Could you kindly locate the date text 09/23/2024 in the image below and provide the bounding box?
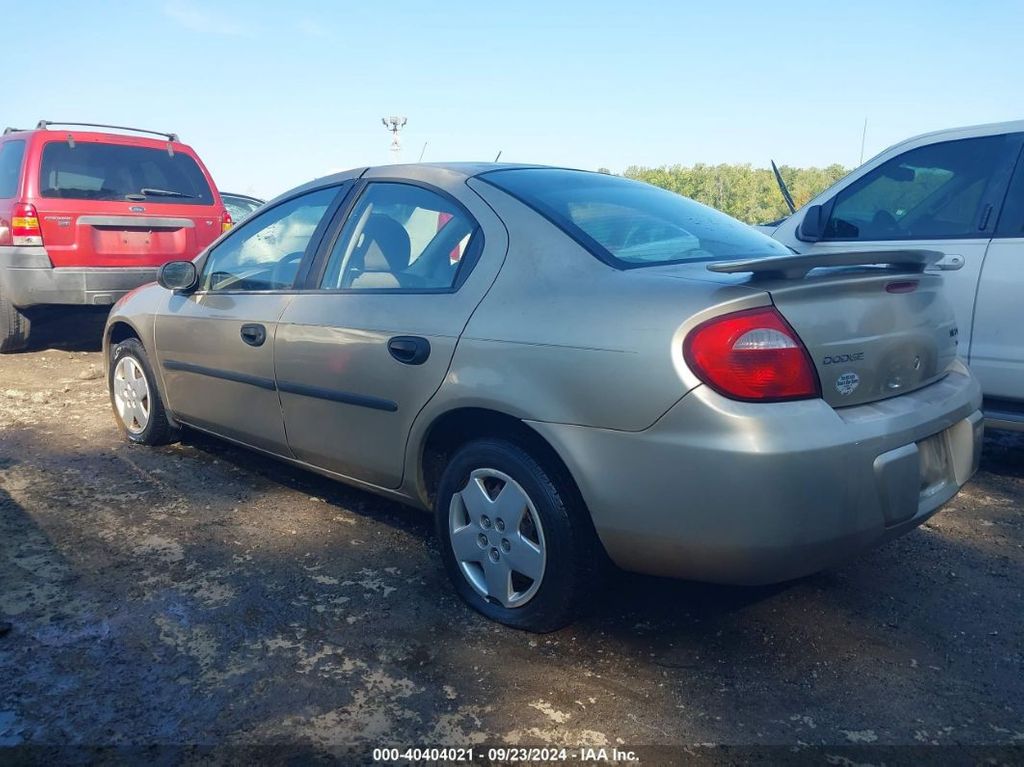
[372,746,639,762]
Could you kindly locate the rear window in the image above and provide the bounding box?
[38,141,214,205]
[482,168,790,267]
[0,140,25,198]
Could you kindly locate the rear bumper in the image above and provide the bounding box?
[529,360,984,584]
[0,246,156,307]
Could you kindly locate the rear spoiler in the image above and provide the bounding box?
[707,249,945,280]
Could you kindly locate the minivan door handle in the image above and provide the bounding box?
[388,336,430,365]
[931,254,965,271]
[240,323,267,347]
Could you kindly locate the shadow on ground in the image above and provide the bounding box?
[20,307,108,353]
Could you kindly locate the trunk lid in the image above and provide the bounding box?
[761,270,959,408]
[656,252,960,408]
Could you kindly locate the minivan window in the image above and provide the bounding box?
[482,168,790,267]
[222,196,263,222]
[0,140,26,198]
[995,149,1024,237]
[38,141,214,205]
[823,136,1009,241]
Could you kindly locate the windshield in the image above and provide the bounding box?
[481,168,790,268]
[38,141,214,205]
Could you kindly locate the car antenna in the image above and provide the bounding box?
[771,159,796,215]
[494,150,502,162]
[418,141,428,162]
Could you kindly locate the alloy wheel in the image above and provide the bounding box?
[113,355,151,435]
[448,468,547,608]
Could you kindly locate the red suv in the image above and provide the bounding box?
[0,121,230,351]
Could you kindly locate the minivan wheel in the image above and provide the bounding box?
[109,338,177,445]
[0,288,31,353]
[435,438,602,632]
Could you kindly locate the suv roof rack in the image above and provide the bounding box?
[35,121,180,142]
[3,127,29,135]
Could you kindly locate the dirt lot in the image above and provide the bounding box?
[1,311,1022,755]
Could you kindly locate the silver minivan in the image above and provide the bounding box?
[763,121,1024,431]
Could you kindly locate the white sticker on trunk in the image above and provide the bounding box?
[836,371,860,396]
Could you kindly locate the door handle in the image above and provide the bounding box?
[240,323,267,347]
[931,254,965,271]
[388,336,430,365]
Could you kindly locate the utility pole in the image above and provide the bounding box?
[382,116,408,162]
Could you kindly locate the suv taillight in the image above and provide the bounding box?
[221,209,233,233]
[683,306,820,402]
[11,203,42,246]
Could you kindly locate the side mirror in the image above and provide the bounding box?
[158,261,198,292]
[797,204,825,242]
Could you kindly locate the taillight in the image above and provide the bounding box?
[683,306,820,402]
[11,202,42,246]
[221,209,233,233]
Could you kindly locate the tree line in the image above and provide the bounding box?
[618,163,850,224]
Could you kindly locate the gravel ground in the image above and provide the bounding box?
[0,311,1022,756]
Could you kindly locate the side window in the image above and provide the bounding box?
[995,147,1024,237]
[199,187,338,292]
[224,198,262,223]
[320,183,476,291]
[0,140,26,199]
[823,136,1009,241]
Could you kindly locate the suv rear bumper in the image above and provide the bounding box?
[529,360,984,584]
[0,246,157,307]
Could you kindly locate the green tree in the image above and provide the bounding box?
[622,163,849,224]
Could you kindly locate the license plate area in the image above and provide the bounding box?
[917,430,952,499]
[90,226,186,257]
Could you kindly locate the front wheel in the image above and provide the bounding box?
[109,338,177,445]
[435,438,603,632]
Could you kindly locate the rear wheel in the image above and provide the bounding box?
[0,287,31,353]
[435,438,603,632]
[109,338,177,445]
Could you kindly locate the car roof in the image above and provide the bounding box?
[220,192,265,203]
[264,162,620,213]
[2,126,194,153]
[313,162,544,186]
[872,119,1024,159]
[283,162,584,200]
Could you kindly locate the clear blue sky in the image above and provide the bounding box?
[5,1,1022,199]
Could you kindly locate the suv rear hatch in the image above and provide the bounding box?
[671,250,960,408]
[32,136,224,268]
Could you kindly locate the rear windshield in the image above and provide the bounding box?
[38,141,214,206]
[482,168,790,267]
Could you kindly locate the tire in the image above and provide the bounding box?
[108,337,177,445]
[0,287,31,353]
[435,438,603,632]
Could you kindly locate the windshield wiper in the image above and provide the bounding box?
[137,187,196,199]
